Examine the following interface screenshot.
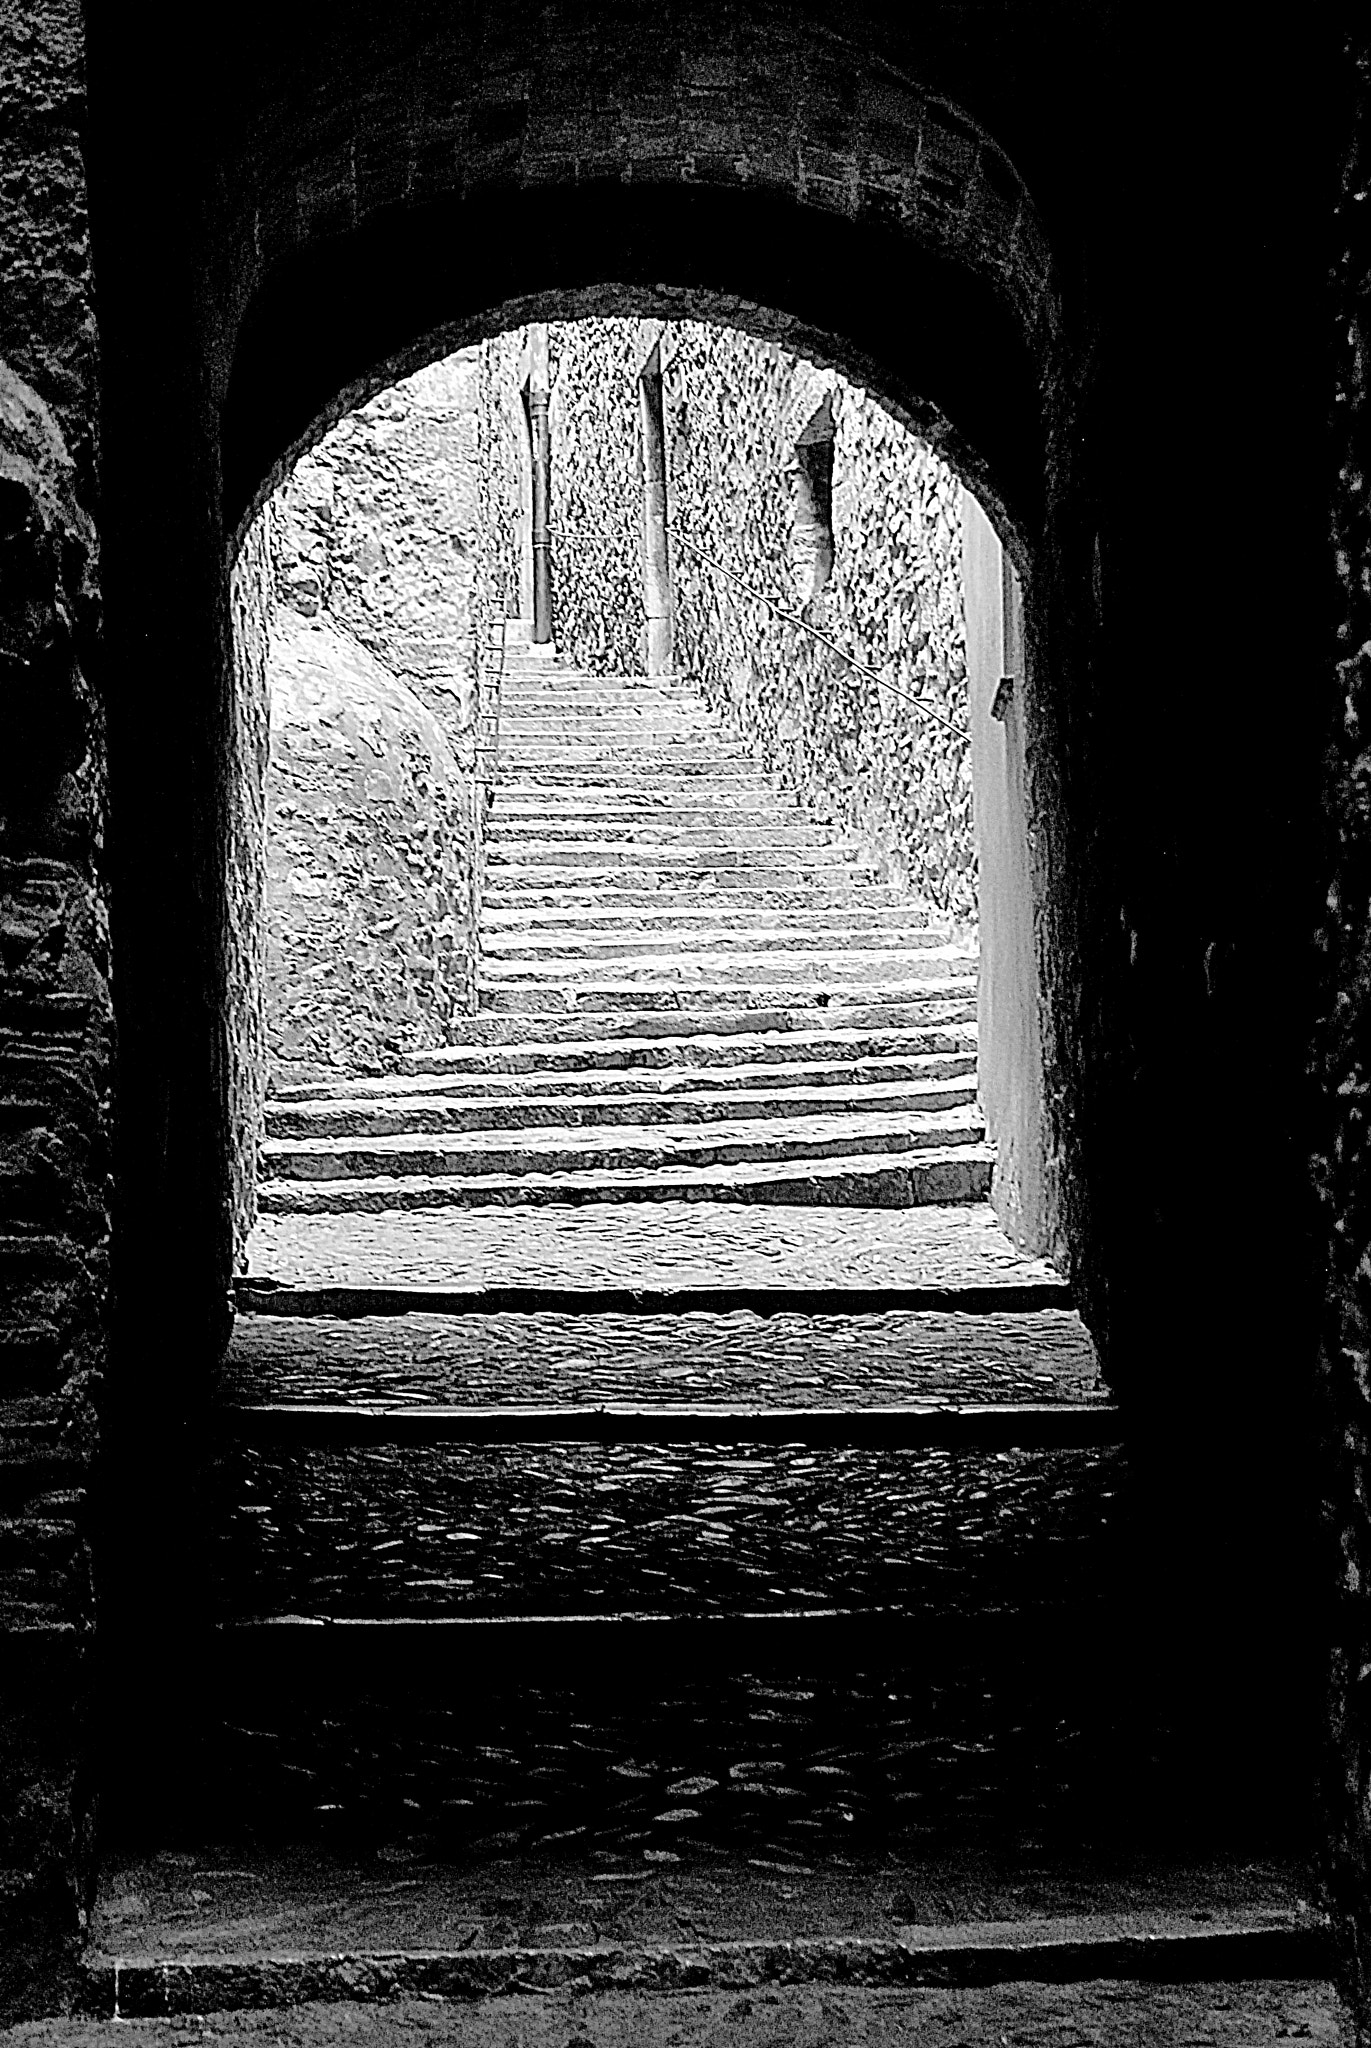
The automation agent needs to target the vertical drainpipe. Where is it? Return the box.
[639,344,672,676]
[528,323,553,645]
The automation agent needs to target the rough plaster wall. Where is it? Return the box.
[263,615,471,1078]
[0,361,109,2015]
[226,516,272,1263]
[0,2,108,2018]
[550,321,644,673]
[1317,32,1371,2025]
[669,322,974,919]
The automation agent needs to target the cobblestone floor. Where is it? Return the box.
[244,1203,1060,1295]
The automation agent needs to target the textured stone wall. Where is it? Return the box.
[549,318,974,920]
[226,518,272,1262]
[262,613,472,1077]
[0,361,109,2018]
[272,352,482,731]
[550,320,645,674]
[251,356,490,1082]
[1316,30,1371,2023]
[671,324,974,922]
[0,0,108,2019]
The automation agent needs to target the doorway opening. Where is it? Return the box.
[230,314,1044,1281]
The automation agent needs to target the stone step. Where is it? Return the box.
[265,1073,979,1141]
[478,928,961,964]
[498,713,724,737]
[492,799,813,829]
[291,1024,971,1089]
[476,976,978,1017]
[478,952,973,994]
[80,1852,1337,2031]
[254,1141,994,1212]
[498,752,764,775]
[241,1201,1059,1300]
[408,994,979,1045]
[481,903,941,937]
[494,779,788,807]
[483,879,906,909]
[484,840,864,872]
[221,1306,1103,1411]
[486,821,840,849]
[260,1103,986,1183]
[271,1047,976,1106]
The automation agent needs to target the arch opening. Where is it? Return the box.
[228,309,1050,1287]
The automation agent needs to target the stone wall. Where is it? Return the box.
[549,318,975,921]
[0,362,109,2023]
[1316,28,1371,2021]
[256,356,488,1082]
[271,352,483,732]
[550,320,645,674]
[0,1,109,2019]
[226,518,272,1262]
[262,612,473,1077]
[671,324,974,922]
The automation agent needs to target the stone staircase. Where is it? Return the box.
[106,642,1322,2030]
[255,644,989,1215]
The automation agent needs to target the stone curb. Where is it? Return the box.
[80,1923,1335,2019]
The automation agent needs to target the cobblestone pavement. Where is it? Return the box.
[221,1307,1102,1409]
[6,1979,1353,2045]
[244,1203,1060,1295]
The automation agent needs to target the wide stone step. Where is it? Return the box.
[265,1073,979,1141]
[494,778,789,808]
[484,879,905,909]
[242,1200,1059,1300]
[479,931,962,967]
[407,995,979,1045]
[486,821,839,849]
[484,843,863,874]
[477,975,978,1016]
[491,795,810,827]
[499,752,763,775]
[260,1103,985,1183]
[273,1048,976,1106]
[499,714,724,739]
[254,1142,994,1212]
[222,1306,1102,1413]
[481,902,933,936]
[81,1852,1337,2029]
[481,925,950,962]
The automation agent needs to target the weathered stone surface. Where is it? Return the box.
[274,353,482,708]
[246,1202,1061,1295]
[82,1843,1325,1966]
[210,1437,1123,1620]
[217,1307,1105,1413]
[0,346,108,2017]
[13,1978,1351,2045]
[548,321,974,921]
[263,618,474,1080]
